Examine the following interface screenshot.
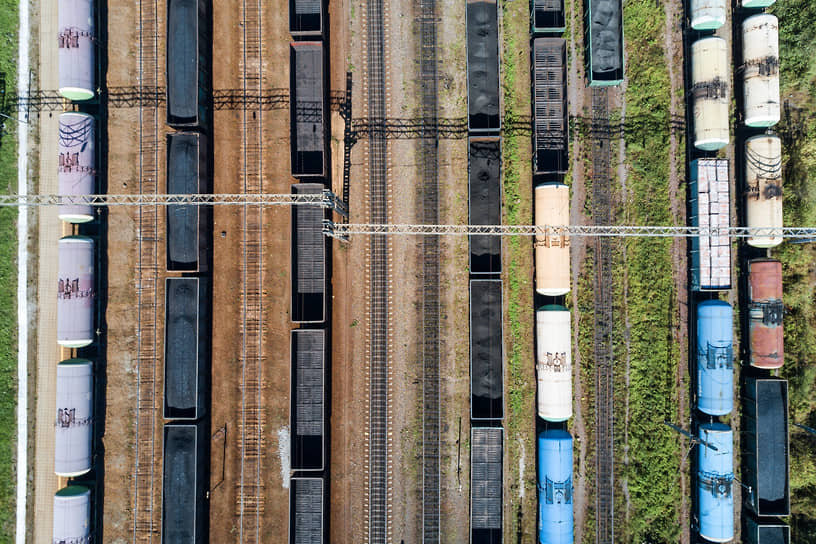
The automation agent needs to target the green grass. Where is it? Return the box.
[500,0,537,539]
[771,1,816,539]
[0,0,19,541]
[617,1,682,541]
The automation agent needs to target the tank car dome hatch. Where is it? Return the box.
[57,236,96,348]
[538,430,574,544]
[745,135,783,248]
[692,37,730,151]
[58,112,96,223]
[690,0,726,31]
[58,0,96,101]
[535,305,572,422]
[696,300,734,416]
[697,423,734,543]
[742,14,780,128]
[534,184,571,296]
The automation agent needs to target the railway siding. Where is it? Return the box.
[133,0,163,539]
[362,0,393,538]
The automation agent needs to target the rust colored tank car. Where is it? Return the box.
[748,259,784,369]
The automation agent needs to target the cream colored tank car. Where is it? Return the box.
[745,135,783,248]
[742,14,780,128]
[692,37,729,151]
[534,184,570,296]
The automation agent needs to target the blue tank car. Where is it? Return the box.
[696,300,734,415]
[538,430,573,544]
[697,423,734,543]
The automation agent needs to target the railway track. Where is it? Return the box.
[133,0,161,541]
[591,87,614,544]
[418,0,440,539]
[236,0,265,541]
[364,0,391,538]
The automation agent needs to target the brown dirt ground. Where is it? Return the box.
[662,0,690,541]
[326,0,372,539]
[207,0,306,540]
[101,0,156,540]
[565,0,591,538]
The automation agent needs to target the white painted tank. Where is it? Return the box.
[534,184,570,296]
[58,112,95,223]
[690,0,726,31]
[58,0,96,101]
[536,305,572,422]
[742,14,780,128]
[53,485,91,543]
[745,135,783,248]
[57,236,95,348]
[55,359,93,477]
[692,37,730,151]
[741,0,776,9]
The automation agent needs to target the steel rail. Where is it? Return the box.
[132,0,160,541]
[592,87,614,544]
[364,0,391,536]
[236,0,265,541]
[418,0,440,537]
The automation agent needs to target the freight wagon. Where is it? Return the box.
[166,0,211,129]
[697,423,734,543]
[533,38,568,176]
[58,112,96,223]
[537,430,573,544]
[534,184,570,296]
[747,260,784,369]
[585,0,623,85]
[535,305,572,422]
[744,135,783,248]
[695,300,733,416]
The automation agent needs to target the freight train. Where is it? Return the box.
[685,1,790,541]
[53,1,105,539]
[530,4,575,542]
[288,1,332,541]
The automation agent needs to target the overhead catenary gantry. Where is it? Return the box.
[4,193,816,238]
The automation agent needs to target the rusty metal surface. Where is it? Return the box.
[749,259,782,302]
[749,259,784,369]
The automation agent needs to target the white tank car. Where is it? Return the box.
[536,305,572,422]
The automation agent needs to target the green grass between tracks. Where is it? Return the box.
[501,0,537,540]
[0,0,19,541]
[772,1,816,539]
[618,1,682,541]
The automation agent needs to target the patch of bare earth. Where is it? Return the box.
[662,0,690,541]
[566,0,590,538]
